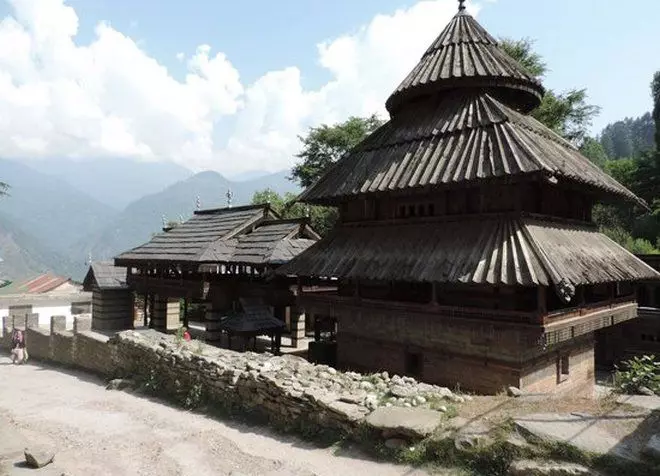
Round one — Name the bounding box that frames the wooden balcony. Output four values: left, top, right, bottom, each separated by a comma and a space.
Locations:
299, 291, 639, 341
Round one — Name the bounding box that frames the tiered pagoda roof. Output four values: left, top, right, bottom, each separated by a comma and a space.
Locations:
281, 2, 660, 297
115, 204, 319, 270
298, 5, 645, 207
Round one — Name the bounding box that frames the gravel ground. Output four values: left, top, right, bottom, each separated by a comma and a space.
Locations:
0, 356, 432, 476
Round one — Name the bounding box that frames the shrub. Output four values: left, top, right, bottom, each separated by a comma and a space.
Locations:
614, 355, 660, 395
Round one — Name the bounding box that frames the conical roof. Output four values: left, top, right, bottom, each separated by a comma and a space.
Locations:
385, 4, 544, 116
297, 2, 646, 208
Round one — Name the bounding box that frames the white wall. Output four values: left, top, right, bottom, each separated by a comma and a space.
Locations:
33, 304, 74, 329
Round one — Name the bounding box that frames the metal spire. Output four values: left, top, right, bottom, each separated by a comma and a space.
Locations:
195, 195, 201, 211
161, 214, 167, 227
226, 189, 233, 208
458, 0, 466, 12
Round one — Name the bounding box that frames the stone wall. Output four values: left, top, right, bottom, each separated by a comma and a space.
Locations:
0, 315, 465, 440
2, 314, 111, 376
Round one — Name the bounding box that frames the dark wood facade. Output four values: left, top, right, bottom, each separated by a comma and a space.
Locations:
115, 204, 318, 352
278, 4, 660, 394
596, 255, 660, 369
82, 262, 134, 331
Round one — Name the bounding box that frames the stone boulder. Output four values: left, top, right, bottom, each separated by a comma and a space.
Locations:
365, 407, 444, 439
508, 386, 523, 397
24, 447, 55, 468
508, 460, 596, 475
106, 378, 135, 391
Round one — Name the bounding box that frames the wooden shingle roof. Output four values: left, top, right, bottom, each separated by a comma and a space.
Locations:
386, 7, 544, 115
219, 297, 286, 335
115, 204, 318, 270
277, 216, 660, 293
115, 204, 270, 265
298, 93, 644, 206
82, 261, 128, 291
298, 7, 644, 208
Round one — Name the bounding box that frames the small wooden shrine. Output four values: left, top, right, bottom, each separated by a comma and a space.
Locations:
115, 203, 319, 352
82, 261, 133, 331
279, 2, 660, 393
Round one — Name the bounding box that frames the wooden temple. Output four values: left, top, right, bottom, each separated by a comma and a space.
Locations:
278, 3, 660, 394
114, 203, 319, 353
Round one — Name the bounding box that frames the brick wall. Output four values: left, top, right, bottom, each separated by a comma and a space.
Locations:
337, 332, 521, 394
521, 334, 595, 395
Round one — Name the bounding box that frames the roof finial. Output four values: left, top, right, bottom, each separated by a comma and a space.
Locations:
195, 195, 201, 211
458, 0, 466, 12
162, 214, 167, 227
226, 188, 233, 208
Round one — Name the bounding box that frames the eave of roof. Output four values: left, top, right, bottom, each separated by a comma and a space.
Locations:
276, 215, 660, 297
297, 93, 646, 208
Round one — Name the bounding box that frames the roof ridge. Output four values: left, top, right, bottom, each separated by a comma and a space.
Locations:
194, 203, 269, 215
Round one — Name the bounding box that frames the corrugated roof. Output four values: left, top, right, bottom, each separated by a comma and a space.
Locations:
298, 93, 644, 207
385, 8, 544, 115
277, 216, 660, 292
82, 261, 128, 291
0, 274, 70, 295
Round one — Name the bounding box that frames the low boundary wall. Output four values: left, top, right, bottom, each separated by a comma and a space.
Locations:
1, 315, 461, 440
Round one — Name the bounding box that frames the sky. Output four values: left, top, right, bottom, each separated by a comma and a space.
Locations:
0, 0, 657, 178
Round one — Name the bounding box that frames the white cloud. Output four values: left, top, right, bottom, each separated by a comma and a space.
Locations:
0, 0, 481, 175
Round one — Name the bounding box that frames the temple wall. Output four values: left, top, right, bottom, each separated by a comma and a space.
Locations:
336, 332, 521, 394
520, 334, 594, 395
319, 302, 601, 394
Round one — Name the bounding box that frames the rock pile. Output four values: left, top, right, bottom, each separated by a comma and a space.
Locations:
109, 330, 465, 437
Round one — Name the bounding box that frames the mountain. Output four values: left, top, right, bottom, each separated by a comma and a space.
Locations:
0, 159, 118, 258
0, 211, 82, 280
74, 169, 299, 263
27, 157, 193, 209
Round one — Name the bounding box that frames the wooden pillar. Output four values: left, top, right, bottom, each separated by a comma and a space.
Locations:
148, 294, 155, 328
182, 298, 189, 328
290, 306, 306, 349
275, 331, 282, 355
205, 303, 222, 343
431, 282, 438, 305
143, 293, 148, 327
165, 298, 180, 331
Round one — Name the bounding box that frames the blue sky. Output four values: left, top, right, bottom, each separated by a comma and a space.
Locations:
0, 0, 657, 175
58, 0, 659, 131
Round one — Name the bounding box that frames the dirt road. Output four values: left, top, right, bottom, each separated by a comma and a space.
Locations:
0, 356, 432, 476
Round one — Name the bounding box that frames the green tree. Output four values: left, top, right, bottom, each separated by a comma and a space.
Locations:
579, 137, 609, 167
251, 188, 337, 236
652, 71, 660, 149
291, 114, 384, 188
500, 38, 600, 143
0, 182, 8, 197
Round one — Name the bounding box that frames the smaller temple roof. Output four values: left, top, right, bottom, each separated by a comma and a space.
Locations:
198, 219, 318, 271
115, 204, 319, 270
82, 261, 128, 291
277, 216, 660, 296
220, 297, 286, 335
